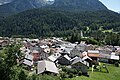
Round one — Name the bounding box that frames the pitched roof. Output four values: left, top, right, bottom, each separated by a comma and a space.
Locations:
88, 53, 100, 57
23, 59, 33, 66
82, 56, 92, 61
64, 55, 71, 60
110, 52, 119, 60
99, 53, 110, 59
32, 50, 39, 53
25, 54, 33, 61
110, 55, 119, 60
37, 60, 59, 74
88, 50, 99, 54
71, 57, 89, 67
48, 55, 58, 62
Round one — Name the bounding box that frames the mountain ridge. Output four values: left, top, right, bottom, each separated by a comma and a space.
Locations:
51, 0, 107, 11
0, 0, 108, 16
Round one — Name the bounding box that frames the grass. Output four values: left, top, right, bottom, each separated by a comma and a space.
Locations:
102, 29, 113, 33
65, 63, 120, 80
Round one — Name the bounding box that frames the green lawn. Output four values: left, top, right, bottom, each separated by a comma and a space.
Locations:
65, 64, 120, 80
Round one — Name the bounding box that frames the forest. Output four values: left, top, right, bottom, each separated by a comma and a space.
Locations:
0, 9, 120, 45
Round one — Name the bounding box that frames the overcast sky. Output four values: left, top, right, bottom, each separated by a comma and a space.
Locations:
99, 0, 120, 12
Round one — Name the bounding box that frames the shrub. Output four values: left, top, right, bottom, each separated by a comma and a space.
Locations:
78, 71, 82, 76
68, 73, 74, 78
115, 62, 119, 67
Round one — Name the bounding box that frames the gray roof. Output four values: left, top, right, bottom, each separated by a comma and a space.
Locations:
23, 59, 33, 66
88, 50, 99, 54
82, 56, 92, 61
48, 55, 58, 62
71, 57, 89, 67
25, 54, 33, 61
37, 60, 59, 74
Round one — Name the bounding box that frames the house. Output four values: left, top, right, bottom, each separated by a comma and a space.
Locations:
108, 52, 119, 64
99, 53, 110, 63
70, 46, 82, 58
37, 60, 59, 74
60, 43, 76, 54
87, 50, 100, 65
32, 50, 40, 61
48, 52, 61, 62
23, 54, 33, 67
85, 44, 96, 51
87, 50, 100, 61
82, 56, 93, 67
82, 56, 92, 62
99, 52, 119, 63
40, 50, 50, 60
60, 49, 69, 56
76, 42, 87, 52
97, 47, 112, 55
71, 57, 89, 74
56, 55, 71, 65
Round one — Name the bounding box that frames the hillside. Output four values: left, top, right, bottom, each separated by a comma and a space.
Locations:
0, 9, 120, 38
51, 0, 107, 11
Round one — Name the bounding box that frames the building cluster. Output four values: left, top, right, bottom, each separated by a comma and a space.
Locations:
0, 37, 120, 75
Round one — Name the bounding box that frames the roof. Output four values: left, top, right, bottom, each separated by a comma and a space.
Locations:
82, 56, 92, 61
71, 57, 89, 67
88, 50, 99, 54
37, 60, 59, 74
32, 50, 39, 54
88, 53, 100, 57
110, 55, 119, 60
48, 55, 58, 62
70, 56, 79, 62
23, 59, 33, 66
99, 53, 110, 59
25, 54, 33, 61
40, 45, 49, 49
44, 48, 50, 53
64, 55, 71, 60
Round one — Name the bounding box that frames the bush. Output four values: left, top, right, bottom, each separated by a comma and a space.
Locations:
115, 62, 119, 67
68, 73, 74, 78
78, 71, 82, 76
60, 72, 68, 78
62, 67, 77, 74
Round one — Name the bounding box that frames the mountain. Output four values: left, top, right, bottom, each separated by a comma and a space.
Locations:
0, 0, 13, 5
0, 0, 108, 16
51, 0, 107, 11
0, 0, 54, 16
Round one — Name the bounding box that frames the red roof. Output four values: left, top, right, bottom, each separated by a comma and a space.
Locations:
88, 53, 100, 58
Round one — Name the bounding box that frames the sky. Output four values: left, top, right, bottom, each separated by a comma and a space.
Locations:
99, 0, 120, 12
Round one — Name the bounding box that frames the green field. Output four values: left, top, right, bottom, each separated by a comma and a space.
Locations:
65, 64, 120, 80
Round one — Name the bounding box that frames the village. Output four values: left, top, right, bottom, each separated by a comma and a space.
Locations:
0, 37, 120, 79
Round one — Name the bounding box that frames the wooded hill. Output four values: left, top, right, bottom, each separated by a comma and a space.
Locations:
0, 9, 120, 45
